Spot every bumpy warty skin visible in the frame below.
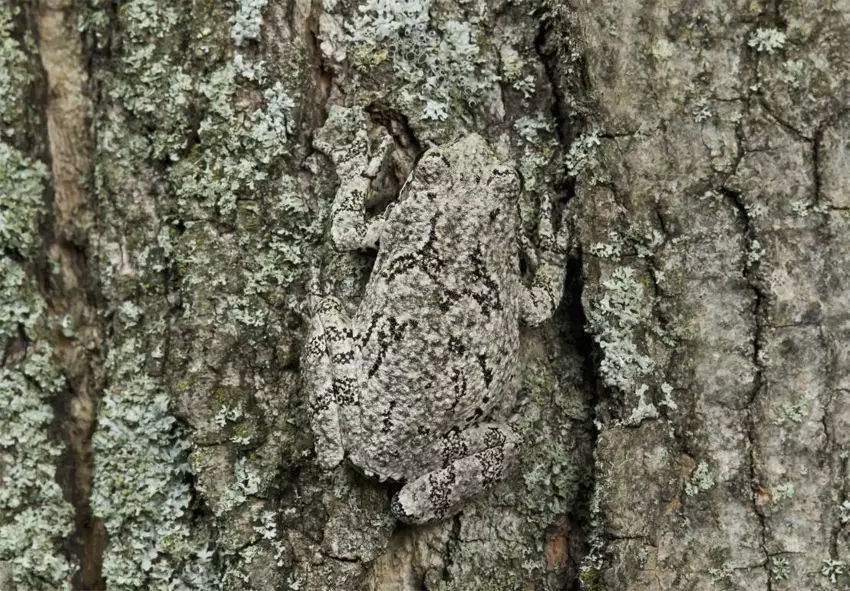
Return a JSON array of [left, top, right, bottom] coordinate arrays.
[[306, 123, 568, 524], [351, 137, 524, 476]]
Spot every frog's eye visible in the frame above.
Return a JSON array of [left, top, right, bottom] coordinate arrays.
[[414, 151, 451, 185], [485, 165, 521, 200]]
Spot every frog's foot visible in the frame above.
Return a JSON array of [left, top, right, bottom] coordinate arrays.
[[303, 297, 360, 470], [520, 194, 570, 326], [390, 423, 520, 525]]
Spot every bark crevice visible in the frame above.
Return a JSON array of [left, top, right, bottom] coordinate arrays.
[[720, 186, 771, 589], [34, 1, 106, 588]]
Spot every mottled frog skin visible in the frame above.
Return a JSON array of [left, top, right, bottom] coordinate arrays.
[[305, 109, 568, 524]]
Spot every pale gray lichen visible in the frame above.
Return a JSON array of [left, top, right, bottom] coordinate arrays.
[[97, 0, 194, 159], [708, 562, 734, 582], [684, 461, 715, 496], [513, 112, 562, 194], [748, 28, 787, 54], [623, 384, 659, 426], [230, 0, 268, 46], [585, 266, 654, 394], [0, 252, 44, 344], [565, 131, 601, 181], [0, 143, 50, 256], [780, 59, 806, 88], [0, 6, 36, 129], [821, 559, 847, 585], [770, 556, 790, 581], [86, 0, 317, 585], [771, 483, 795, 504], [170, 63, 296, 217], [839, 500, 850, 524]]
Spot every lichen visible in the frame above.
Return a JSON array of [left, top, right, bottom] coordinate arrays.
[[748, 28, 787, 55], [85, 0, 318, 585], [344, 0, 498, 123], [839, 500, 850, 524], [770, 556, 790, 581], [0, 6, 37, 130], [684, 461, 715, 496], [91, 338, 219, 590], [231, 0, 268, 47], [771, 483, 795, 504], [0, 4, 77, 588], [0, 130, 50, 257], [820, 559, 847, 585], [565, 131, 601, 182], [0, 341, 76, 590], [585, 266, 654, 394], [513, 112, 562, 194]]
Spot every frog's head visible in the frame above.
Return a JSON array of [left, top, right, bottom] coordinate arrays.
[[483, 165, 522, 204], [411, 148, 454, 187]]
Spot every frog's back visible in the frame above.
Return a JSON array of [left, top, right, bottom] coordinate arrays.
[[349, 137, 524, 480]]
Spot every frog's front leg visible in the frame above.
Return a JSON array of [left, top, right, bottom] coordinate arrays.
[[520, 195, 571, 326], [390, 423, 520, 525], [329, 134, 394, 251], [303, 297, 362, 469], [313, 105, 395, 251]]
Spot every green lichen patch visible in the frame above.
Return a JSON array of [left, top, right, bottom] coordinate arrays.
[[0, 260, 76, 589], [0, 142, 50, 257], [91, 338, 220, 590], [348, 0, 497, 117], [0, 342, 77, 590], [84, 0, 320, 586], [0, 258, 45, 343], [338, 0, 499, 130], [0, 6, 77, 581], [0, 6, 40, 136], [169, 64, 296, 218], [585, 266, 654, 395]]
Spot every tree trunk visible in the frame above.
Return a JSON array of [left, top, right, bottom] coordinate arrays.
[[1, 0, 847, 589]]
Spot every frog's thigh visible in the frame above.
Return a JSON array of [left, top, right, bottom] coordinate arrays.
[[391, 423, 520, 525], [305, 298, 358, 469]]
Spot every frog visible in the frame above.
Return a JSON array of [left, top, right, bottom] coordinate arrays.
[[304, 107, 569, 524]]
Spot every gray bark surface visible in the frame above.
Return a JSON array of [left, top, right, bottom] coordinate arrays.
[[0, 0, 846, 590]]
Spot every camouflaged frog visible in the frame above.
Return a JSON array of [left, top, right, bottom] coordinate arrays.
[[305, 109, 569, 524]]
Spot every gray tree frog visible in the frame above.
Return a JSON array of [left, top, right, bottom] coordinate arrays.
[[305, 108, 569, 524]]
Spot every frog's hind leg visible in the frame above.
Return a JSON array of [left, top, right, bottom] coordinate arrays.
[[304, 297, 361, 469], [390, 423, 520, 525]]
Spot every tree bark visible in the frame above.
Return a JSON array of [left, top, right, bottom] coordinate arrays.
[[0, 0, 847, 589]]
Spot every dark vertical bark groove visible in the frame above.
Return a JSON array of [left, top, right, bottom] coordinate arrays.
[[34, 1, 106, 588], [722, 186, 772, 588]]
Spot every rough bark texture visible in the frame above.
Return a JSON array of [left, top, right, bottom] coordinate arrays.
[[0, 0, 847, 589]]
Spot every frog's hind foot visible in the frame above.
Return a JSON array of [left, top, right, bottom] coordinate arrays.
[[390, 423, 520, 525]]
